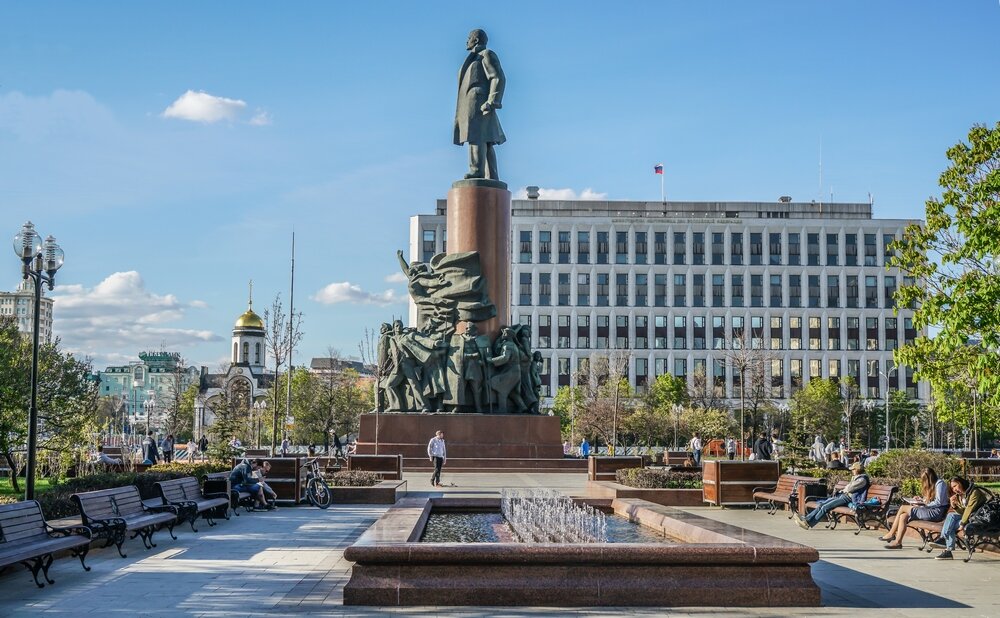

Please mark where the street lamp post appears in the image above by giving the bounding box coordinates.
[143,397,157,437]
[862,398,877,450]
[12,222,64,500]
[881,366,898,451]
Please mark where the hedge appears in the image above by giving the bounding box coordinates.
[31,462,231,519]
[328,470,383,487]
[615,468,703,489]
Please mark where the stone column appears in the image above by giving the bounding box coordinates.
[446,179,511,341]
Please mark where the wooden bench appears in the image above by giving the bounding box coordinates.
[203,472,255,514]
[752,474,825,517]
[804,481,898,534]
[154,476,231,531]
[72,486,178,558]
[0,500,92,588]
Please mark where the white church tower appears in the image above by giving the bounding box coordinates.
[232,282,266,375]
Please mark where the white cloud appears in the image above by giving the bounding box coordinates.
[50,271,222,368]
[0,89,118,143]
[162,90,247,123]
[312,282,402,306]
[513,187,608,200]
[249,110,272,126]
[384,272,408,284]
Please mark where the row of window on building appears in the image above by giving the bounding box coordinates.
[533,354,917,401]
[516,314,916,352]
[517,271,912,310]
[504,230,900,267]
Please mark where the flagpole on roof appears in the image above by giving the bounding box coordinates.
[655,163,665,204]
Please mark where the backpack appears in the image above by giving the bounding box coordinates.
[965,497,1000,535]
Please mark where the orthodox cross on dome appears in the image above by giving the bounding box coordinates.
[248,279,254,311]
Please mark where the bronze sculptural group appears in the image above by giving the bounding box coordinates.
[376,318,541,415]
[377,245,540,414]
[373,28,535,415]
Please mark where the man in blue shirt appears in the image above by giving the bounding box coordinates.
[580,438,591,458]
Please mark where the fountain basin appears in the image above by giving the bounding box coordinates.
[343,496,820,607]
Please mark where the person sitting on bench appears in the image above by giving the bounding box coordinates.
[96,445,122,465]
[229,458,270,510]
[796,461,870,529]
[929,476,989,560]
[254,460,279,508]
[881,467,948,549]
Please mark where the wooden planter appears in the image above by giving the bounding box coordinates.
[702,460,780,506]
[330,480,407,504]
[587,456,644,481]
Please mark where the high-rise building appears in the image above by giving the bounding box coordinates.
[410,196,927,408]
[0,279,54,342]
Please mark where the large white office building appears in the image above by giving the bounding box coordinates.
[410,194,926,408]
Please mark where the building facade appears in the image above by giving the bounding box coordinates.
[96,351,201,433]
[0,279,54,342]
[410,196,927,408]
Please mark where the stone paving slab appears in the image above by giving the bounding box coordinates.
[0,472,997,617]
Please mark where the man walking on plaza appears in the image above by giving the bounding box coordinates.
[428,430,447,487]
[689,433,703,467]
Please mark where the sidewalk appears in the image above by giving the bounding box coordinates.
[0,472,996,617]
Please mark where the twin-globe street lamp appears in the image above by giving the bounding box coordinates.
[13,222,65,500]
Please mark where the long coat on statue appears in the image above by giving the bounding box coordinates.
[454,47,506,146]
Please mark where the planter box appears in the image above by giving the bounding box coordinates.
[331,480,407,504]
[348,454,403,480]
[585,480,704,507]
[587,456,643,481]
[702,460,780,506]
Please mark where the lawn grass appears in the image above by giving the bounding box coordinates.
[0,477,54,497]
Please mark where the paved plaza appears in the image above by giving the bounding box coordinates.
[1,472,998,617]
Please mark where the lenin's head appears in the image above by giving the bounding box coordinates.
[467,29,487,51]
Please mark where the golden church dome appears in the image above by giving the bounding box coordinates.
[235,308,264,329]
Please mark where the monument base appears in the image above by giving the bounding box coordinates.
[355,413,585,472]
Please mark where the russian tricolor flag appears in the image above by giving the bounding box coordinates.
[654,164,663,175]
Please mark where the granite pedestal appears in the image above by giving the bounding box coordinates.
[446,180,510,340]
[355,413,584,471]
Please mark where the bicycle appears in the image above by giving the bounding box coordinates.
[303,458,332,509]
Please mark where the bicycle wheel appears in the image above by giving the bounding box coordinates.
[307,478,332,509]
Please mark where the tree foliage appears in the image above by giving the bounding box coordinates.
[892,122,1000,433]
[0,316,99,492]
[788,378,842,447]
[281,361,373,450]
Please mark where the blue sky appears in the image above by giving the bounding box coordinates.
[2,1,998,370]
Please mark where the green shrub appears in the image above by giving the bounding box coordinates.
[31,463,233,520]
[865,449,962,482]
[328,470,382,487]
[615,468,703,489]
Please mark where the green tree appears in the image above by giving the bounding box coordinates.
[0,316,100,492]
[788,378,842,448]
[892,122,1000,432]
[551,385,585,439]
[174,383,199,442]
[645,373,689,410]
[206,388,249,462]
[679,407,736,444]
